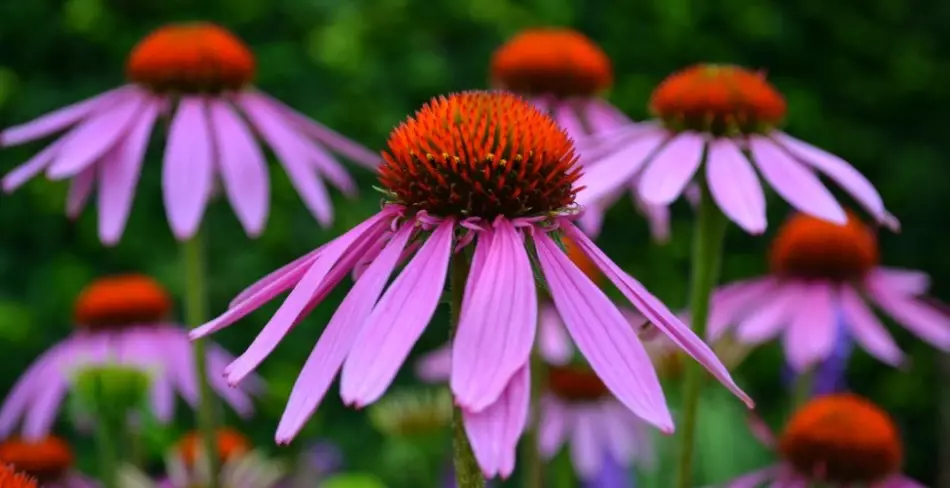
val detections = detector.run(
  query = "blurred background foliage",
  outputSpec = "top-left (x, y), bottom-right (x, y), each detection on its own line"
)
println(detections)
top-left (0, 0), bottom-right (948, 485)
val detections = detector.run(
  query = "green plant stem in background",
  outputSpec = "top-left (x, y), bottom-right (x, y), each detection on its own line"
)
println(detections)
top-left (449, 256), bottom-right (485, 488)
top-left (674, 182), bottom-right (729, 488)
top-left (93, 383), bottom-right (124, 488)
top-left (523, 345), bottom-right (546, 488)
top-left (182, 230), bottom-right (221, 488)
top-left (793, 368), bottom-right (814, 408)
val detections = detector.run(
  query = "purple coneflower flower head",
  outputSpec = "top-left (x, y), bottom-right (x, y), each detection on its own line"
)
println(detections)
top-left (0, 275), bottom-right (259, 440)
top-left (0, 22), bottom-right (379, 245)
top-left (490, 29), bottom-right (670, 241)
top-left (577, 64), bottom-right (898, 234)
top-left (708, 212), bottom-right (950, 372)
top-left (0, 436), bottom-right (98, 488)
top-left (190, 91), bottom-right (751, 479)
top-left (724, 394), bottom-right (923, 488)
top-left (153, 428), bottom-right (285, 488)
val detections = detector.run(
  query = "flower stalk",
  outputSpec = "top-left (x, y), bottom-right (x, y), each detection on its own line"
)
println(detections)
top-left (182, 229), bottom-right (221, 488)
top-left (675, 180), bottom-right (729, 488)
top-left (523, 343), bottom-right (546, 488)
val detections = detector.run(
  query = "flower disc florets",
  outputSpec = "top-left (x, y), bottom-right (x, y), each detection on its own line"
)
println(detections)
top-left (779, 394), bottom-right (901, 485)
top-left (547, 365), bottom-right (610, 402)
top-left (650, 64), bottom-right (786, 137)
top-left (177, 428), bottom-right (251, 468)
top-left (73, 274), bottom-right (172, 331)
top-left (378, 91), bottom-right (582, 219)
top-left (769, 212), bottom-right (878, 282)
top-left (490, 29), bottom-right (613, 98)
top-left (126, 22), bottom-right (255, 93)
top-left (0, 464), bottom-right (36, 488)
top-left (0, 437), bottom-right (73, 483)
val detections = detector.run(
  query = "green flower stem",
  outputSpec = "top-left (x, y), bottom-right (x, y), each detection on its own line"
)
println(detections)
top-left (674, 182), bottom-right (729, 488)
top-left (182, 229), bottom-right (221, 488)
top-left (93, 380), bottom-right (124, 488)
top-left (793, 368), bottom-right (814, 408)
top-left (523, 344), bottom-right (546, 488)
top-left (449, 255), bottom-right (486, 488)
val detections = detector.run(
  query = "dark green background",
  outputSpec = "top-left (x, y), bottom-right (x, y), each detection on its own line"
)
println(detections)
top-left (0, 0), bottom-right (947, 485)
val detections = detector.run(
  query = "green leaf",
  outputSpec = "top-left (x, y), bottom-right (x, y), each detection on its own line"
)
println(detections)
top-left (321, 473), bottom-right (389, 488)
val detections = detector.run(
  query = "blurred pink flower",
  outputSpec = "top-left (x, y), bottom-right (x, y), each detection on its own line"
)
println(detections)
top-left (490, 28), bottom-right (670, 242)
top-left (708, 212), bottom-right (950, 371)
top-left (723, 394), bottom-right (923, 488)
top-left (190, 92), bottom-right (751, 479)
top-left (0, 436), bottom-right (98, 488)
top-left (0, 275), bottom-right (259, 440)
top-left (0, 22), bottom-right (378, 245)
top-left (576, 64), bottom-right (898, 234)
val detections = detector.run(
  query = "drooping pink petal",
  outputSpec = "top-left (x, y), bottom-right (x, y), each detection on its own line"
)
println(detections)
top-left (637, 132), bottom-right (706, 205)
top-left (866, 281), bottom-right (950, 350)
top-left (584, 99), bottom-right (633, 135)
top-left (149, 362), bottom-right (176, 423)
top-left (747, 136), bottom-right (846, 225)
top-left (415, 345), bottom-right (452, 382)
top-left (839, 285), bottom-right (903, 366)
top-left (190, 211), bottom-right (393, 339)
top-left (463, 364), bottom-right (530, 479)
top-left (773, 132), bottom-right (896, 229)
top-left (562, 223), bottom-right (753, 408)
top-left (569, 408), bottom-right (604, 479)
top-left (0, 86), bottom-right (130, 147)
top-left (576, 128), bottom-right (668, 205)
top-left (452, 219), bottom-right (537, 412)
top-left (340, 220), bottom-right (455, 407)
top-left (784, 283), bottom-right (837, 371)
top-left (97, 98), bottom-right (159, 245)
top-left (533, 231), bottom-right (672, 431)
top-left (238, 93), bottom-right (334, 226)
top-left (553, 102), bottom-right (585, 144)
top-left (735, 282), bottom-right (802, 344)
top-left (258, 91), bottom-right (381, 169)
top-left (66, 166), bottom-right (96, 218)
top-left (46, 92), bottom-right (145, 180)
top-left (2, 139), bottom-right (65, 192)
top-left (707, 278), bottom-right (777, 341)
top-left (722, 465), bottom-right (779, 488)
top-left (538, 396), bottom-right (568, 458)
top-left (867, 267), bottom-right (930, 297)
top-left (705, 138), bottom-right (767, 234)
top-left (205, 342), bottom-right (256, 418)
top-left (0, 343), bottom-right (69, 436)
top-left (210, 99), bottom-right (270, 237)
top-left (633, 187), bottom-right (672, 244)
top-left (224, 216), bottom-right (394, 384)
top-left (303, 140), bottom-right (358, 197)
top-left (746, 412), bottom-right (777, 448)
top-left (462, 229), bottom-right (492, 309)
top-left (599, 402), bottom-right (638, 468)
top-left (538, 304), bottom-right (573, 365)
top-left (275, 224), bottom-right (414, 442)
top-left (162, 97), bottom-right (214, 240)
top-left (22, 339), bottom-right (79, 440)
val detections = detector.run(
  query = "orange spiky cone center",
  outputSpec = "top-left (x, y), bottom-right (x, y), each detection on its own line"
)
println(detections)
top-left (0, 464), bottom-right (36, 488)
top-left (779, 394), bottom-right (902, 484)
top-left (649, 64), bottom-right (786, 136)
top-left (769, 212), bottom-right (878, 282)
top-left (0, 437), bottom-right (73, 483)
top-left (490, 29), bottom-right (612, 99)
top-left (126, 22), bottom-right (255, 93)
top-left (547, 365), bottom-right (609, 402)
top-left (74, 274), bottom-right (172, 331)
top-left (379, 91), bottom-right (582, 219)
top-left (177, 429), bottom-right (251, 468)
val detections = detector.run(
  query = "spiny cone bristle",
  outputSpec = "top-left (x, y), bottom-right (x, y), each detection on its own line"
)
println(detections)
top-left (379, 90), bottom-right (582, 219)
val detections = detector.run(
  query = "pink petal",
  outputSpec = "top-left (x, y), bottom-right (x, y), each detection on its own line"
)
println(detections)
top-left (2, 139), bottom-right (65, 192)
top-left (633, 189), bottom-right (672, 244)
top-left (553, 102), bottom-right (585, 144)
top-left (562, 223), bottom-right (753, 408)
top-left (705, 138), bottom-right (767, 234)
top-left (533, 231), bottom-right (672, 431)
top-left (415, 345), bottom-right (452, 382)
top-left (707, 278), bottom-right (777, 341)
top-left (538, 397), bottom-right (568, 458)
top-left (747, 136), bottom-right (846, 225)
top-left (576, 203), bottom-right (607, 237)
top-left (773, 132), bottom-right (896, 229)
top-left (275, 224), bottom-right (413, 442)
top-left (206, 343), bottom-right (256, 418)
top-left (746, 412), bottom-right (777, 448)
top-left (569, 409), bottom-right (603, 479)
top-left (162, 97), bottom-right (214, 240)
top-left (0, 87), bottom-right (129, 147)
top-left (149, 366), bottom-right (176, 422)
top-left (866, 280), bottom-right (950, 350)
top-left (46, 92), bottom-right (145, 180)
top-left (735, 282), bottom-right (801, 344)
top-left (0, 343), bottom-right (69, 436)
top-left (637, 132), bottom-right (706, 205)
top-left (452, 219), bottom-right (537, 412)
top-left (538, 304), bottom-right (573, 365)
top-left (340, 220), bottom-right (455, 407)
top-left (576, 128), bottom-right (667, 205)
top-left (210, 99), bottom-right (270, 237)
top-left (867, 267), bottom-right (930, 297)
top-left (97, 98), bottom-right (159, 245)
top-left (229, 248), bottom-right (324, 308)
top-left (839, 285), bottom-right (903, 366)
top-left (238, 93), bottom-right (333, 226)
top-left (258, 91), bottom-right (381, 169)
top-left (584, 99), bottom-right (633, 135)
top-left (66, 166), bottom-right (96, 218)
top-left (463, 364), bottom-right (530, 479)
top-left (462, 228), bottom-right (493, 308)
top-left (784, 283), bottom-right (837, 371)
